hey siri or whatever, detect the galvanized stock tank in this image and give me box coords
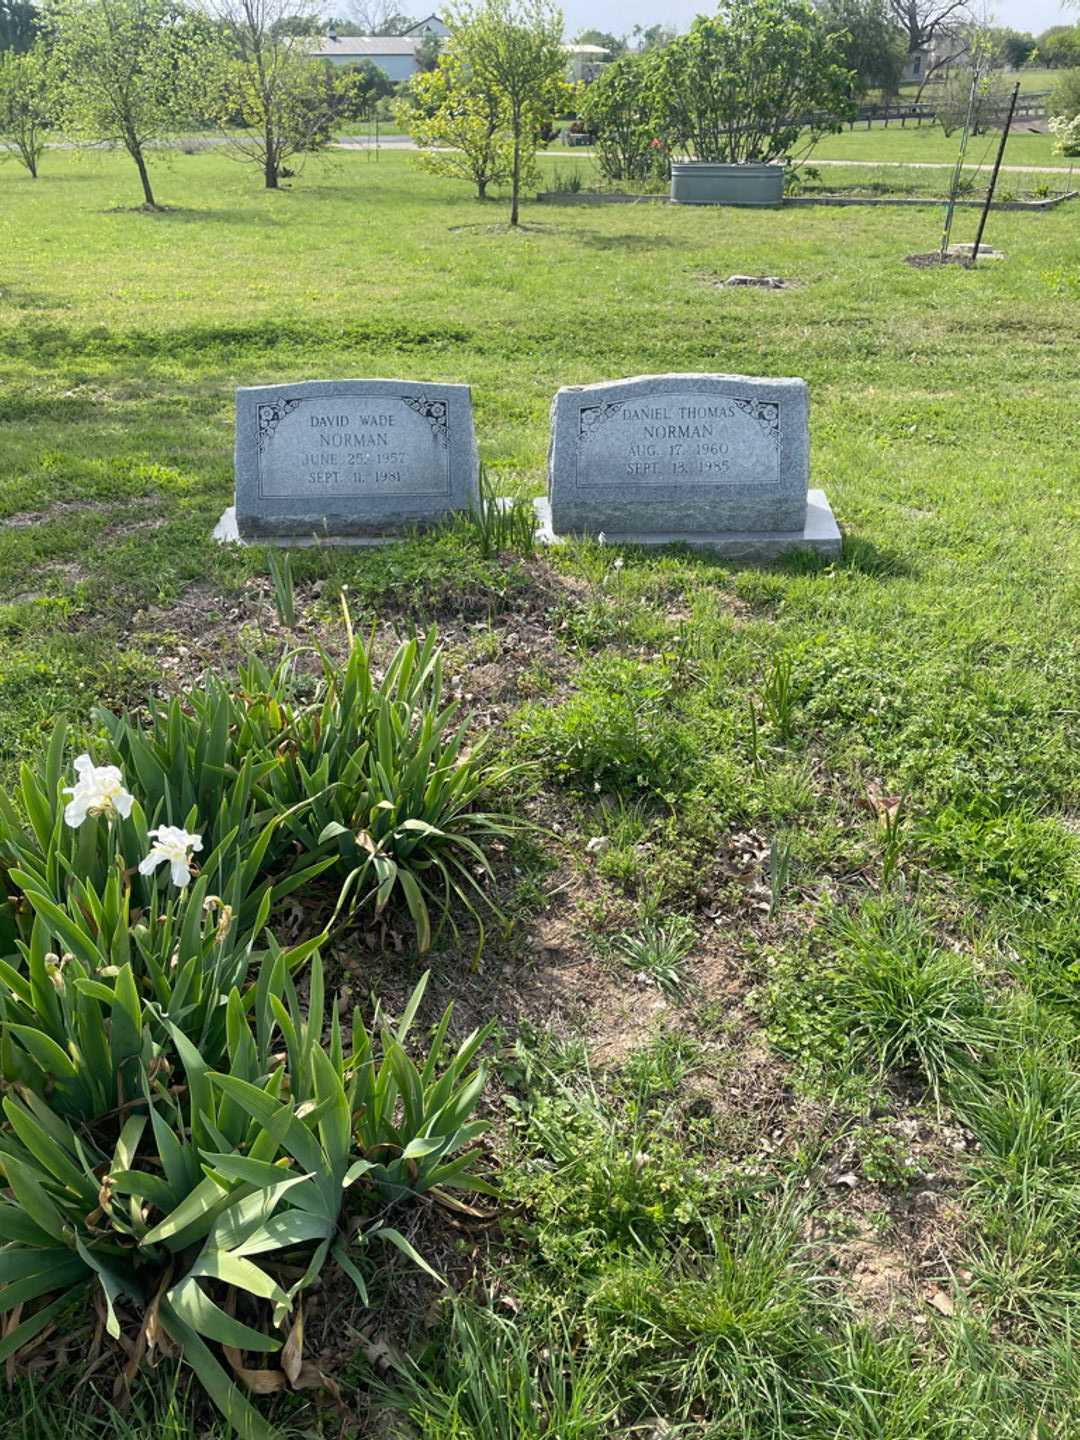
[670,162,785,207]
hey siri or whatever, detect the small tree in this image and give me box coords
[656,0,856,166]
[396,46,523,198]
[0,43,50,175]
[334,57,394,118]
[204,0,341,189]
[936,21,1006,136]
[48,0,204,208]
[415,28,442,68]
[814,0,907,98]
[1038,25,1080,70]
[579,50,668,183]
[937,64,1010,135]
[448,0,567,226]
[999,28,1036,69]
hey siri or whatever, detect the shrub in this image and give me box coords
[1049,111,1080,157]
[1049,66,1080,122]
[578,51,670,184]
[653,0,856,164]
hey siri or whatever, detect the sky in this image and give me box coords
[559,0,1076,42]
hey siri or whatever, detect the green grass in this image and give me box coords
[2,145,1080,1436]
[809,124,1066,168]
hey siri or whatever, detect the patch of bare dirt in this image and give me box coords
[2,497,123,529]
[807,1107,974,1325]
[905,251,974,269]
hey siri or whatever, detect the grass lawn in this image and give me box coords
[808,125,1068,169]
[1,147,1080,1437]
[897,67,1062,97]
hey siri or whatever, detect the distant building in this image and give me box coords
[901,41,962,86]
[402,14,451,39]
[307,24,607,86]
[565,43,609,83]
[307,32,425,82]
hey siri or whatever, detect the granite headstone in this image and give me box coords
[542,373,839,559]
[218,379,479,544]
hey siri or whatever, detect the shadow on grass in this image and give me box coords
[0,285,72,312]
[0,318,474,363]
[573,230,686,252]
[100,204,285,225]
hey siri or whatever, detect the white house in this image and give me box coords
[307,32,425,82]
[565,42,609,84]
[901,40,963,86]
[402,13,451,39]
[308,23,607,87]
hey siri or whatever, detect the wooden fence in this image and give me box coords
[803,92,1051,131]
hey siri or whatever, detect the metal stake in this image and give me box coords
[968,82,1021,268]
[940,70,980,261]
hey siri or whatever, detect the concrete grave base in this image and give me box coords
[213,506,399,547]
[533,489,842,561]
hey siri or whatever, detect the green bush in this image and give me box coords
[653,0,856,164]
[578,51,670,184]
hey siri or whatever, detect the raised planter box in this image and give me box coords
[670,161,784,207]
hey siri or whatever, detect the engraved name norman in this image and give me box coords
[575,393,782,488]
[256,395,451,500]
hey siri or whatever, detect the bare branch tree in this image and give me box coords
[888,0,971,98]
[346,0,415,34]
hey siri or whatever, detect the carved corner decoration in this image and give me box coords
[578,401,626,440]
[402,396,450,447]
[257,399,302,451]
[733,399,781,446]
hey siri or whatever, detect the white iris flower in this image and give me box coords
[139,826,203,889]
[63,755,135,828]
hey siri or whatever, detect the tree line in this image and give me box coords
[0,0,433,199]
[3,0,1079,214]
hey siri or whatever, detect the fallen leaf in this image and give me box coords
[281,1302,303,1387]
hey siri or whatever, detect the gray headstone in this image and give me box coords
[547,374,824,549]
[233,379,478,541]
